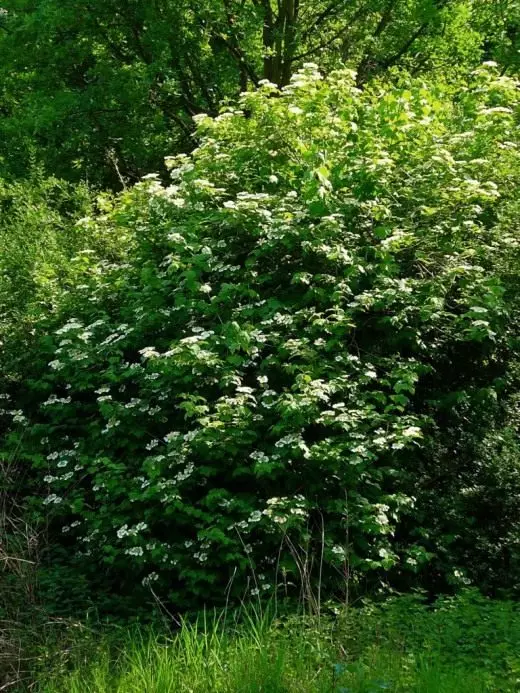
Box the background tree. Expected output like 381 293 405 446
0 0 510 187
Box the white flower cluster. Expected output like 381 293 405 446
139 346 160 359
101 418 120 434
55 318 83 335
62 520 81 533
249 451 269 464
117 522 148 539
274 432 309 457
260 390 277 409
99 329 133 348
10 410 28 424
81 529 100 544
42 394 72 407
263 495 308 525
250 581 272 597
180 330 214 344
142 572 159 586
43 494 63 505
175 461 194 483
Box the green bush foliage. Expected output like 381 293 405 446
0 172 128 623
3 63 520 612
0 173 92 329
0 172 124 411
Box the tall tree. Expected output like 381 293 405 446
0 0 512 186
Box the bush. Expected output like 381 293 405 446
0 172 93 330
3 63 520 613
0 171 125 383
0 173 124 618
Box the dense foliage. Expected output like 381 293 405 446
2 63 519 614
0 0 518 186
2 6 520 693
0 174 92 333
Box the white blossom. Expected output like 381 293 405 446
139 346 160 359
142 572 159 586
117 525 129 539
43 494 63 505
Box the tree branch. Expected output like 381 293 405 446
290 22 352 63
300 0 349 42
380 21 429 70
219 0 261 87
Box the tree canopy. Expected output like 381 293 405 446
0 0 517 186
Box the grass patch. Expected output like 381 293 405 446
28 591 520 692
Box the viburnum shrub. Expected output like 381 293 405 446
3 63 519 610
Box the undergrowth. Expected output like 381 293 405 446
24 590 520 692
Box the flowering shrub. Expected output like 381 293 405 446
3 63 520 610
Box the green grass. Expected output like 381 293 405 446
30 591 520 692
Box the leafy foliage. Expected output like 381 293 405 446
0 173 92 328
0 172 128 384
0 0 515 186
2 63 519 612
